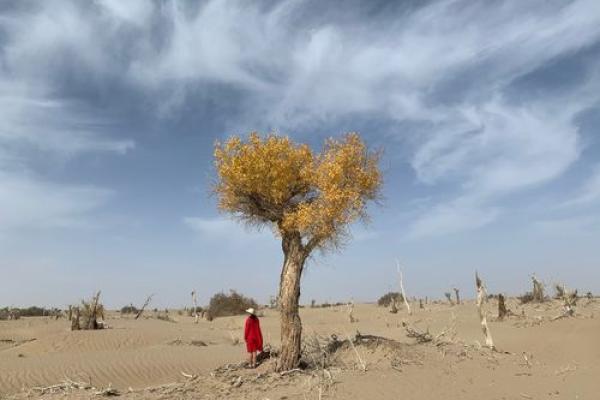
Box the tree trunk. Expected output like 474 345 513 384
276 233 306 372
498 293 508 320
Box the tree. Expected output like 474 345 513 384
213 132 381 371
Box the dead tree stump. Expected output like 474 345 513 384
498 294 508 320
453 288 461 305
71 307 81 331
475 272 495 350
532 275 545 302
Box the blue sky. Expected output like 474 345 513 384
1 0 599 308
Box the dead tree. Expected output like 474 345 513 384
389 299 398 314
135 294 154 320
191 290 200 324
71 307 80 331
475 272 495 350
532 274 545 302
419 299 424 309
554 284 578 319
498 293 508 320
453 288 461 305
67 305 73 321
347 300 357 323
444 292 455 306
396 260 412 315
83 291 102 330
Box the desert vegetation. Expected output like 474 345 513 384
213 132 382 371
206 290 258 319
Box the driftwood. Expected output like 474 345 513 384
475 272 495 350
135 294 154 320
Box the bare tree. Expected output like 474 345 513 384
135 294 154 320
453 287 461 305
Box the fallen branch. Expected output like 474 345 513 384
402 321 432 343
135 294 154 320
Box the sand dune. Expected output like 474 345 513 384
1 300 599 399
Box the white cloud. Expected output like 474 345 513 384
2 0 600 238
406 197 500 239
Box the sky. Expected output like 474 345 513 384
1 0 599 309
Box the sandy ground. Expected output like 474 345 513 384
1 298 599 399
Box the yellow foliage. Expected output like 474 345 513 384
214 132 381 251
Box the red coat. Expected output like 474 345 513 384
244 315 263 352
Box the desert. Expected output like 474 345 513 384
1 295 599 399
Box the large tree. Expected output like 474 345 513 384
213 132 382 371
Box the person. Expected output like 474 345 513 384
243 308 263 368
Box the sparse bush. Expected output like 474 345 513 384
518 292 535 304
0 306 60 319
377 292 403 307
207 290 258 318
186 306 204 317
120 304 139 314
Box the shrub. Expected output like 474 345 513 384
377 292 403 307
207 290 258 318
186 306 204 317
518 292 535 304
0 306 60 319
120 304 139 314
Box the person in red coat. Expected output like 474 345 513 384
244 308 263 368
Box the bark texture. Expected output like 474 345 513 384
276 233 307 371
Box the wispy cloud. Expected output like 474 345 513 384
2 0 599 239
0 171 112 232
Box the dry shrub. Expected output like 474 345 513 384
518 292 538 304
0 307 62 319
207 290 258 318
187 306 204 316
120 304 139 314
72 293 104 330
377 292 403 307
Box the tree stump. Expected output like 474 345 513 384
498 294 508 320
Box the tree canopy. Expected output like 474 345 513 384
214 132 382 252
